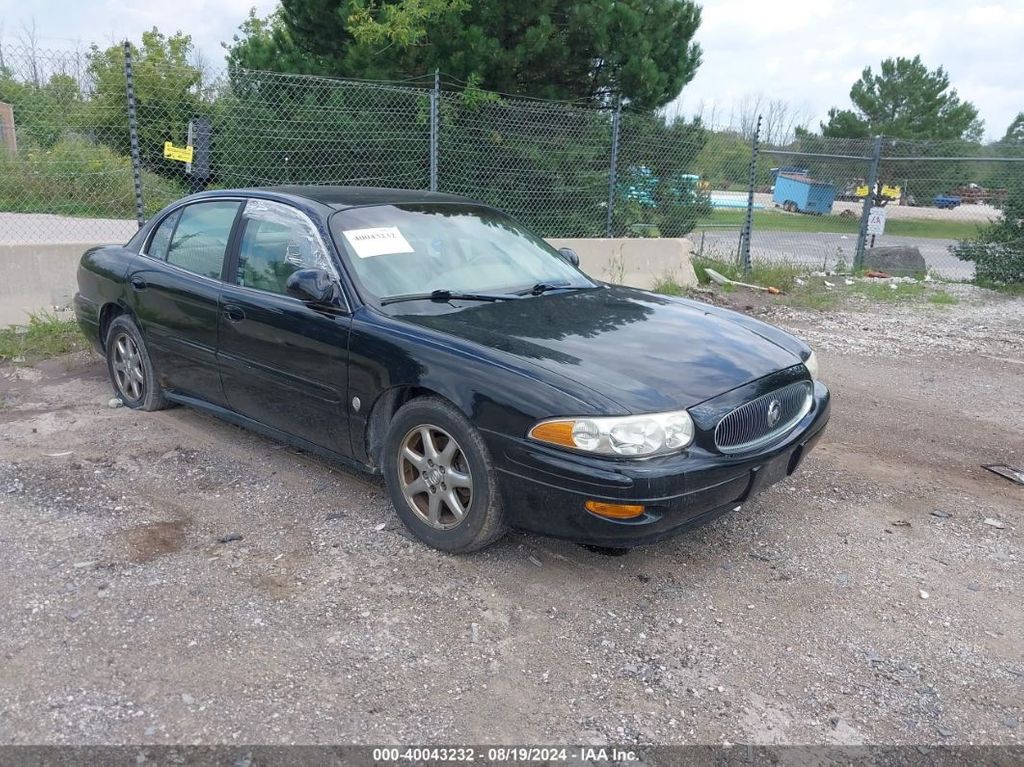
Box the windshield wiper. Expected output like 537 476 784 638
518 282 603 296
380 289 519 306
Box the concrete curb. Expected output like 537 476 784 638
0 236 696 326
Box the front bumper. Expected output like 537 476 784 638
487 380 830 547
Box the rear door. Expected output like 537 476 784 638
128 199 243 405
217 199 353 456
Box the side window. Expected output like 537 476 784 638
166 201 241 280
236 199 338 295
146 209 181 260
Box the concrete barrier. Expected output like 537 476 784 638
0 234 697 326
0 242 101 325
547 237 698 290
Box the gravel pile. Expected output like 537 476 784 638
766 285 1024 359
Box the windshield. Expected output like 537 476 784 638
329 203 595 303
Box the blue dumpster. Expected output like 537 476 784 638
772 173 837 215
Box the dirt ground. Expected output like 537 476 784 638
0 288 1022 747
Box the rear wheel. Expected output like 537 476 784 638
104 315 168 411
383 397 506 552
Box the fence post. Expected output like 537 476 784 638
854 135 883 269
122 41 145 229
429 69 439 192
740 114 762 273
605 97 622 238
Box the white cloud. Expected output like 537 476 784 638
673 0 1023 139
0 0 276 62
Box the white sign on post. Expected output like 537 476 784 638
867 206 887 236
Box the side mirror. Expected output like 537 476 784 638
285 268 341 306
558 247 580 267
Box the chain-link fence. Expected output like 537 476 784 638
736 131 1024 279
0 45 142 244
2 42 1022 283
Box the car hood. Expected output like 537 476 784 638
394 286 808 413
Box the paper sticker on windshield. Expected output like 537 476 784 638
342 227 414 258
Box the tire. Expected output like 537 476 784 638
383 396 506 553
104 315 169 411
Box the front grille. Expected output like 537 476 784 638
714 380 813 454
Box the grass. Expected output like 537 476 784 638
702 208 983 240
651 276 686 296
927 290 959 305
780 289 842 311
976 280 1024 296
666 254 976 312
850 281 927 301
0 311 86 363
691 255 807 292
0 138 184 220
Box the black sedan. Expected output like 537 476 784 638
75 186 829 552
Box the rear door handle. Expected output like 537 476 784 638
223 304 246 323
129 276 148 291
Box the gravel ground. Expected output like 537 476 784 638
769 283 1024 359
0 290 1022 747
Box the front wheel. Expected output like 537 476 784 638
383 397 506 553
104 315 168 411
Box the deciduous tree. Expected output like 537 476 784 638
87 29 203 170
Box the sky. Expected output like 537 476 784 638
1 0 1021 140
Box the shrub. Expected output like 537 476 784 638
0 137 184 219
952 180 1024 285
953 240 1024 285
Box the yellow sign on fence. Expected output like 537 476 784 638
163 141 194 163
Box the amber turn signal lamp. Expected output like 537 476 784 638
585 500 645 519
529 420 576 447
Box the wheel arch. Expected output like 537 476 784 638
364 385 463 470
97 302 135 351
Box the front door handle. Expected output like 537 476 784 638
129 276 148 291
223 304 246 323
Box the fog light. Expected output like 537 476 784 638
585 500 645 519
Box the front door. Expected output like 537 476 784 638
128 200 242 406
217 199 353 456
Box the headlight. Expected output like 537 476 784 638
803 350 819 380
528 410 695 457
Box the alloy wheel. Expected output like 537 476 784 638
111 332 145 401
398 424 474 530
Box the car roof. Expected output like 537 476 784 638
243 185 481 210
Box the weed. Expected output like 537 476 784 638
691 256 807 292
781 289 842 311
975 280 1024 296
0 311 86 363
927 290 959 305
851 282 926 301
651 276 686 296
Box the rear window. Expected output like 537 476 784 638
165 201 241 280
146 209 181 260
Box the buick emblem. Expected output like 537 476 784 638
767 399 782 427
